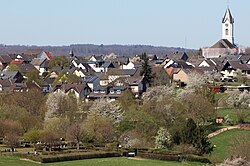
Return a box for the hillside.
[0,44,190,57]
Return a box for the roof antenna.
[184,36,187,52]
[227,0,229,8]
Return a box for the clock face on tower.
[225,24,229,27]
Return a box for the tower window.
[225,29,229,35]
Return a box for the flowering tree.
[186,72,207,90]
[227,91,250,109]
[142,85,175,102]
[89,98,123,124]
[45,91,67,121]
[45,91,80,122]
[216,157,250,166]
[155,127,172,150]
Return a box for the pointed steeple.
[69,49,74,57]
[222,8,234,24]
[222,7,234,44]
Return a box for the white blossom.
[45,91,67,121]
[142,85,175,102]
[186,72,207,90]
[216,157,250,166]
[89,98,123,123]
[155,127,172,149]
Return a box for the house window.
[225,29,229,36]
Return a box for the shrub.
[185,155,211,163]
[138,152,179,161]
[39,152,121,163]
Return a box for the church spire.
[222,8,234,24]
[222,6,234,44]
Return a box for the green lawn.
[216,108,250,125]
[0,156,206,166]
[208,129,250,163]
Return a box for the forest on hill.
[0,44,189,57]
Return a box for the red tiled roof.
[10,60,24,65]
[45,52,53,60]
[165,67,174,77]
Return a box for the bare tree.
[84,113,115,143]
[66,122,86,150]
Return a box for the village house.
[221,60,250,79]
[55,83,92,99]
[31,58,49,75]
[0,55,12,70]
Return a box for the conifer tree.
[140,53,152,86]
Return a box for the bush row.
[39,152,121,163]
[138,152,211,164]
[185,155,211,163]
[1,151,121,163]
[138,152,179,161]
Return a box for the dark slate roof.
[101,61,115,68]
[107,69,136,76]
[125,76,144,85]
[205,59,217,67]
[62,83,90,93]
[51,66,64,74]
[171,60,193,69]
[93,85,108,91]
[239,54,250,62]
[224,60,250,71]
[116,57,129,65]
[109,86,126,91]
[31,58,47,66]
[9,54,34,62]
[99,73,109,80]
[42,77,56,85]
[0,71,20,80]
[0,55,12,64]
[168,52,189,61]
[0,78,12,87]
[222,8,234,23]
[194,66,218,73]
[90,55,103,61]
[41,60,49,68]
[210,58,226,66]
[83,76,99,83]
[211,39,236,49]
[16,64,37,73]
[73,60,91,69]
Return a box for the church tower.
[222,8,234,44]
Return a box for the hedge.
[1,151,121,163]
[185,155,211,163]
[40,152,121,163]
[138,152,179,161]
[138,152,211,164]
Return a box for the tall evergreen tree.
[140,53,152,86]
[181,118,213,155]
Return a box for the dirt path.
[208,125,240,138]
[20,158,41,164]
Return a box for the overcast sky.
[0,0,249,48]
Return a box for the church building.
[202,7,242,58]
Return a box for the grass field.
[208,129,250,163]
[0,156,207,166]
[216,108,250,125]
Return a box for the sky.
[0,0,249,49]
